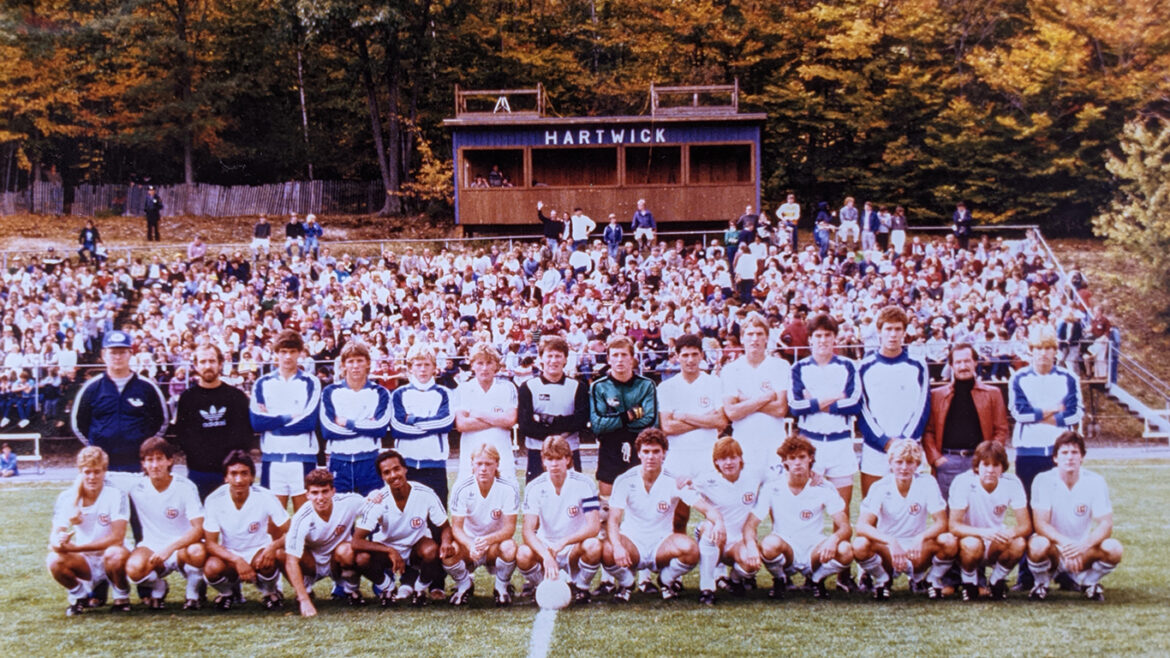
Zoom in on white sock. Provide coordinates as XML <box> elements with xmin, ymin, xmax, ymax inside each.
<box><xmin>859</xmin><ymin>555</ymin><xmax>889</xmax><ymax>586</ymax></box>
<box><xmin>604</xmin><ymin>564</ymin><xmax>635</xmax><ymax>588</ymax></box>
<box><xmin>961</xmin><ymin>568</ymin><xmax>979</xmax><ymax>585</ymax></box>
<box><xmin>495</xmin><ymin>558</ymin><xmax>516</xmax><ymax>592</ymax></box>
<box><xmin>990</xmin><ymin>562</ymin><xmax>1012</xmax><ymax>585</ymax></box>
<box><xmin>521</xmin><ymin>564</ymin><xmax>544</xmax><ymax>587</ymax></box>
<box><xmin>375</xmin><ymin>573</ymin><xmax>394</xmax><ymax>593</ymax></box>
<box><xmin>1081</xmin><ymin>560</ymin><xmax>1117</xmax><ymax>587</ymax></box>
<box><xmin>151</xmin><ymin>577</ymin><xmax>168</xmax><ymax>598</ymax></box>
<box><xmin>209</xmin><ymin>576</ymin><xmax>234</xmax><ymax>595</ymax></box>
<box><xmin>660</xmin><ymin>558</ymin><xmax>692</xmax><ymax>586</ymax></box>
<box><xmin>444</xmin><ymin>560</ymin><xmax>472</xmax><ymax>588</ymax></box>
<box><xmin>928</xmin><ymin>556</ymin><xmax>954</xmax><ymax>587</ymax></box>
<box><xmin>637</xmin><ymin>569</ymin><xmax>652</xmax><ymax>586</ymax></box>
<box><xmin>129</xmin><ymin>570</ymin><xmax>158</xmax><ymax>587</ymax></box>
<box><xmin>763</xmin><ymin>554</ymin><xmax>787</xmax><ymax>580</ymax></box>
<box><xmin>1028</xmin><ymin>558</ymin><xmax>1053</xmax><ymax>588</ymax></box>
<box><xmin>732</xmin><ymin>562</ymin><xmax>756</xmax><ymax>580</ymax></box>
<box><xmin>574</xmin><ymin>560</ymin><xmax>600</xmax><ymax>590</ymax></box>
<box><xmin>67</xmin><ymin>581</ymin><xmax>89</xmax><ymax>604</ymax></box>
<box><xmin>340</xmin><ymin>571</ymin><xmax>358</xmax><ymax>594</ymax></box>
<box><xmin>698</xmin><ymin>537</ymin><xmax>721</xmax><ymax>591</ymax></box>
<box><xmin>256</xmin><ymin>572</ymin><xmax>279</xmax><ymax>596</ymax></box>
<box><xmin>812</xmin><ymin>559</ymin><xmax>846</xmax><ymax>583</ymax></box>
<box><xmin>183</xmin><ymin>564</ymin><xmax>204</xmax><ymax>599</ymax></box>
<box><xmin>110</xmin><ymin>583</ymin><xmax>130</xmax><ymax>600</ymax></box>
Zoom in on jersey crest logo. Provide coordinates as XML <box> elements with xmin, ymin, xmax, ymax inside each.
<box><xmin>699</xmin><ymin>396</ymin><xmax>711</xmax><ymax>408</ymax></box>
<box><xmin>411</xmin><ymin>517</ymin><xmax>424</xmax><ymax>528</ymax></box>
<box><xmin>742</xmin><ymin>492</ymin><xmax>755</xmax><ymax>505</ymax></box>
<box><xmin>567</xmin><ymin>505</ymin><xmax>580</xmax><ymax>518</ymax></box>
<box><xmin>760</xmin><ymin>381</ymin><xmax>773</xmax><ymax>393</ymax></box>
<box><xmin>128</xmin><ymin>397</ymin><xmax>145</xmax><ymax>407</ymax></box>
<box><xmin>165</xmin><ymin>507</ymin><xmax>180</xmax><ymax>520</ymax></box>
<box><xmin>606</xmin><ymin>396</ymin><xmax>621</xmax><ymax>408</ymax></box>
<box><xmin>332</xmin><ymin>525</ymin><xmax>347</xmax><ymax>539</ymax></box>
<box><xmin>248</xmin><ymin>521</ymin><xmax>261</xmax><ymax>533</ymax></box>
<box><xmin>1075</xmin><ymin>504</ymin><xmax>1089</xmax><ymax>517</ymax></box>
<box><xmin>98</xmin><ymin>513</ymin><xmax>111</xmax><ymax>526</ymax></box>
<box><xmin>538</xmin><ymin>393</ymin><xmax>551</xmax><ymax>402</ymax></box>
<box><xmin>800</xmin><ymin>509</ymin><xmax>815</xmax><ymax>521</ymax></box>
<box><xmin>493</xmin><ymin>406</ymin><xmax>504</xmax><ymax>414</ymax></box>
<box><xmin>908</xmin><ymin>503</ymin><xmax>922</xmax><ymax>515</ymax></box>
<box><xmin>657</xmin><ymin>501</ymin><xmax>670</xmax><ymax>513</ymax></box>
<box><xmin>993</xmin><ymin>504</ymin><xmax>1007</xmax><ymax>516</ymax></box>
<box><xmin>491</xmin><ymin>508</ymin><xmax>503</xmax><ymax>520</ymax></box>
<box><xmin>199</xmin><ymin>405</ymin><xmax>227</xmax><ymax>427</ymax></box>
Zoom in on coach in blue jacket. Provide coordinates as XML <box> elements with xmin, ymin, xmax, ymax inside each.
<box><xmin>71</xmin><ymin>330</ymin><xmax>169</xmax><ymax>472</ymax></box>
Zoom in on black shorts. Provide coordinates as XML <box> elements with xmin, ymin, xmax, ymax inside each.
<box><xmin>596</xmin><ymin>434</ymin><xmax>640</xmax><ymax>485</ymax></box>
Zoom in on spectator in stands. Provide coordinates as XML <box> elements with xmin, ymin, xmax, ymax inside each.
<box><xmin>736</xmin><ymin>205</ymin><xmax>758</xmax><ymax>247</ymax></box>
<box><xmin>488</xmin><ymin>164</ymin><xmax>505</xmax><ymax>187</ymax></box>
<box><xmin>876</xmin><ymin>206</ymin><xmax>892</xmax><ymax>251</ymax></box>
<box><xmin>890</xmin><ymin>206</ymin><xmax>909</xmax><ymax>255</ymax></box>
<box><xmin>251</xmin><ymin>215</ymin><xmax>272</xmax><ymax>260</ymax></box>
<box><xmin>630</xmin><ymin>198</ymin><xmax>656</xmax><ymax>251</ymax></box>
<box><xmin>952</xmin><ymin>202</ymin><xmax>974</xmax><ymax>251</ymax></box>
<box><xmin>838</xmin><ymin>197</ymin><xmax>860</xmax><ymax>248</ymax></box>
<box><xmin>859</xmin><ymin>201</ymin><xmax>879</xmax><ymax>252</ymax></box>
<box><xmin>304</xmin><ymin>214</ymin><xmax>323</xmax><ymax>258</ymax></box>
<box><xmin>0</xmin><ymin>442</ymin><xmax>15</xmax><ymax>476</ymax></box>
<box><xmin>536</xmin><ymin>201</ymin><xmax>565</xmax><ymax>252</ymax></box>
<box><xmin>778</xmin><ymin>194</ymin><xmax>801</xmax><ymax>248</ymax></box>
<box><xmin>814</xmin><ymin>201</ymin><xmax>835</xmax><ymax>258</ymax></box>
<box><xmin>78</xmin><ymin>219</ymin><xmax>101</xmax><ymax>263</ymax></box>
<box><xmin>187</xmin><ymin>235</ymin><xmax>207</xmax><ymax>263</ymax></box>
<box><xmin>285</xmin><ymin>213</ymin><xmax>306</xmax><ymax>257</ymax></box>
<box><xmin>568</xmin><ymin>208</ymin><xmax>596</xmax><ymax>252</ymax></box>
<box><xmin>603</xmin><ymin>214</ymin><xmax>623</xmax><ymax>261</ymax></box>
<box><xmin>144</xmin><ymin>186</ymin><xmax>163</xmax><ymax>242</ymax></box>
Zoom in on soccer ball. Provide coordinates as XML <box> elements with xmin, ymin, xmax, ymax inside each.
<box><xmin>535</xmin><ymin>577</ymin><xmax>572</xmax><ymax>610</ymax></box>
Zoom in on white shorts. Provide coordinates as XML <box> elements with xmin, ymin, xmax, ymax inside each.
<box><xmin>294</xmin><ymin>551</ymin><xmax>333</xmax><ymax>587</ymax></box>
<box><xmin>265</xmin><ymin>461</ymin><xmax>308</xmax><ymax>497</ymax></box>
<box><xmin>699</xmin><ymin>522</ymin><xmax>744</xmax><ymax>551</ymax></box>
<box><xmin>634</xmin><ymin>228</ymin><xmax>655</xmax><ymax>242</ymax></box>
<box><xmin>779</xmin><ymin>533</ymin><xmax>823</xmax><ymax>574</ymax></box>
<box><xmin>838</xmin><ymin>221</ymin><xmax>860</xmax><ymax>242</ymax></box>
<box><xmin>228</xmin><ymin>545</ymin><xmax>266</xmax><ymax>567</ymax></box>
<box><xmin>250</xmin><ymin>237</ymin><xmax>270</xmax><ymax>252</ymax></box>
<box><xmin>807</xmin><ymin>438</ymin><xmax>859</xmax><ymax>480</ymax></box>
<box><xmin>81</xmin><ymin>552</ymin><xmax>110</xmax><ymax>584</ymax></box>
<box><xmin>136</xmin><ymin>539</ymin><xmax>182</xmax><ymax>575</ymax></box>
<box><xmin>626</xmin><ymin>533</ymin><xmax>670</xmax><ymax>572</ymax></box>
<box><xmin>663</xmin><ymin>446</ymin><xmax>715</xmax><ymax>482</ymax></box>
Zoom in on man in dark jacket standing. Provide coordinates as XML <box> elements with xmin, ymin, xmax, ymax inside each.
<box><xmin>144</xmin><ymin>186</ymin><xmax>163</xmax><ymax>242</ymax></box>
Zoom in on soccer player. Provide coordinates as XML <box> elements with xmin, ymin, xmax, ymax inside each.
<box><xmin>858</xmin><ymin>306</ymin><xmax>930</xmax><ymax>496</ymax></box>
<box><xmin>390</xmin><ymin>344</ymin><xmax>455</xmax><ymax>506</ymax></box>
<box><xmin>1026</xmin><ymin>432</ymin><xmax>1123</xmax><ymax>601</ymax></box>
<box><xmin>517</xmin><ymin>336</ymin><xmax>589</xmax><ymax>481</ymax></box>
<box><xmin>353</xmin><ymin>450</ymin><xmax>455</xmax><ymax>606</ymax></box>
<box><xmin>443</xmin><ymin>444</ymin><xmax>520</xmax><ymax>606</ymax></box>
<box><xmin>658</xmin><ymin>333</ymin><xmax>728</xmax><ymax>534</ymax></box>
<box><xmin>590</xmin><ymin>335</ymin><xmax>658</xmax><ymax>498</ymax></box>
<box><xmin>516</xmin><ymin>436</ymin><xmax>602</xmax><ymax>604</ymax></box>
<box><xmin>721</xmin><ymin>312</ymin><xmax>791</xmax><ymax>481</ymax></box>
<box><xmin>123</xmin><ymin>437</ymin><xmax>207</xmax><ymax>610</ymax></box>
<box><xmin>688</xmin><ymin>437</ymin><xmax>763</xmax><ymax>605</ymax></box>
<box><xmin>788</xmin><ymin>313</ymin><xmax>861</xmax><ymax>509</ymax></box>
<box><xmin>202</xmin><ymin>450</ymin><xmax>291</xmax><ymax>611</ymax></box>
<box><xmin>250</xmin><ymin>329</ymin><xmax>322</xmax><ymax>510</ymax></box>
<box><xmin>602</xmin><ymin>428</ymin><xmax>725</xmax><ymax>602</ymax></box>
<box><xmin>1009</xmin><ymin>333</ymin><xmax>1084</xmax><ymax>498</ymax></box>
<box><xmin>47</xmin><ymin>446</ymin><xmax>132</xmax><ymax>616</ymax></box>
<box><xmin>320</xmin><ymin>340</ymin><xmax>392</xmax><ymax>496</ymax></box>
<box><xmin>853</xmin><ymin>439</ymin><xmax>957</xmax><ymax>600</ymax></box>
<box><xmin>947</xmin><ymin>440</ymin><xmax>1031</xmax><ymax>601</ymax></box>
<box><xmin>742</xmin><ymin>436</ymin><xmax>853</xmax><ymax>600</ymax></box>
<box><xmin>454</xmin><ymin>342</ymin><xmax>519</xmax><ymax>485</ymax></box>
<box><xmin>284</xmin><ymin>468</ymin><xmax>368</xmax><ymax>616</ymax></box>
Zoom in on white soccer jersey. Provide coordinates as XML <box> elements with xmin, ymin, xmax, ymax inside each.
<box><xmin>859</xmin><ymin>474</ymin><xmax>946</xmax><ymax>540</ymax></box>
<box><xmin>454</xmin><ymin>378</ymin><xmax>519</xmax><ymax>483</ymax></box>
<box><xmin>610</xmin><ymin>466</ymin><xmax>698</xmax><ymax>542</ymax></box>
<box><xmin>1031</xmin><ymin>468</ymin><xmax>1112</xmax><ymax>542</ymax></box>
<box><xmin>204</xmin><ymin>484</ymin><xmax>290</xmax><ymax>553</ymax></box>
<box><xmin>522</xmin><ymin>471</ymin><xmax>600</xmax><ymax>547</ymax></box>
<box><xmin>449</xmin><ymin>476</ymin><xmax>520</xmax><ymax>538</ymax></box>
<box><xmin>52</xmin><ymin>484</ymin><xmax>130</xmax><ymax>551</ymax></box>
<box><xmin>357</xmin><ymin>482</ymin><xmax>447</xmax><ymax>553</ymax></box>
<box><xmin>126</xmin><ymin>475</ymin><xmax>204</xmax><ymax>548</ymax></box>
<box><xmin>721</xmin><ymin>355</ymin><xmax>792</xmax><ymax>465</ymax></box>
<box><xmin>689</xmin><ymin>469</ymin><xmax>762</xmax><ymax>544</ymax></box>
<box><xmin>658</xmin><ymin>371</ymin><xmax>723</xmax><ymax>452</ymax></box>
<box><xmin>754</xmin><ymin>476</ymin><xmax>845</xmax><ymax>542</ymax></box>
<box><xmin>948</xmin><ymin>471</ymin><xmax>1027</xmax><ymax>530</ymax></box>
<box><xmin>285</xmin><ymin>492</ymin><xmax>367</xmax><ymax>560</ymax></box>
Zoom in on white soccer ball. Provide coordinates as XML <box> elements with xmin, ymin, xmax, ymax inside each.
<box><xmin>535</xmin><ymin>577</ymin><xmax>572</xmax><ymax>610</ymax></box>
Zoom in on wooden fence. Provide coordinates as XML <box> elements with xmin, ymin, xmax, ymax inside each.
<box><xmin>0</xmin><ymin>182</ymin><xmax>65</xmax><ymax>215</ymax></box>
<box><xmin>69</xmin><ymin>180</ymin><xmax>384</xmax><ymax>217</ymax></box>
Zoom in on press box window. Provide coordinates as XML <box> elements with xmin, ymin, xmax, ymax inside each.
<box><xmin>625</xmin><ymin>146</ymin><xmax>682</xmax><ymax>185</ymax></box>
<box><xmin>689</xmin><ymin>144</ymin><xmax>752</xmax><ymax>184</ymax></box>
<box><xmin>461</xmin><ymin>149</ymin><xmax>523</xmax><ymax>187</ymax></box>
<box><xmin>532</xmin><ymin>147</ymin><xmax>617</xmax><ymax>187</ymax></box>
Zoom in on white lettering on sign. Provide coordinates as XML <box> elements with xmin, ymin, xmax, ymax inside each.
<box><xmin>579</xmin><ymin>130</ymin><xmax>591</xmax><ymax>144</ymax></box>
<box><xmin>640</xmin><ymin>128</ymin><xmax>651</xmax><ymax>142</ymax></box>
<box><xmin>538</xmin><ymin>127</ymin><xmax>670</xmax><ymax>146</ymax></box>
<box><xmin>563</xmin><ymin>131</ymin><xmax>574</xmax><ymax>145</ymax></box>
<box><xmin>611</xmin><ymin>129</ymin><xmax>625</xmax><ymax>142</ymax></box>
<box><xmin>545</xmin><ymin>130</ymin><xmax>558</xmax><ymax>145</ymax></box>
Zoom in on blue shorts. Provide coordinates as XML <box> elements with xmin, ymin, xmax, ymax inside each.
<box><xmin>329</xmin><ymin>455</ymin><xmax>382</xmax><ymax>496</ymax></box>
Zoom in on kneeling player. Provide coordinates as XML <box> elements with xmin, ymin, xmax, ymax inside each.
<box><xmin>1026</xmin><ymin>432</ymin><xmax>1123</xmax><ymax>601</ymax></box>
<box><xmin>948</xmin><ymin>441</ymin><xmax>1030</xmax><ymax>600</ymax></box>
<box><xmin>47</xmin><ymin>447</ymin><xmax>132</xmax><ymax>615</ymax></box>
<box><xmin>602</xmin><ymin>428</ymin><xmax>725</xmax><ymax>601</ymax></box>
<box><xmin>688</xmin><ymin>436</ymin><xmax>763</xmax><ymax>605</ymax></box>
<box><xmin>444</xmin><ymin>444</ymin><xmax>520</xmax><ymax>606</ymax></box>
<box><xmin>853</xmin><ymin>439</ymin><xmax>958</xmax><ymax>600</ymax></box>
<box><xmin>742</xmin><ymin>436</ymin><xmax>853</xmax><ymax>600</ymax></box>
<box><xmin>124</xmin><ymin>438</ymin><xmax>207</xmax><ymax>610</ymax></box>
<box><xmin>285</xmin><ymin>468</ymin><xmax>368</xmax><ymax>616</ymax></box>
<box><xmin>202</xmin><ymin>450</ymin><xmax>291</xmax><ymax>611</ymax></box>
<box><xmin>516</xmin><ymin>436</ymin><xmax>602</xmax><ymax>604</ymax></box>
<box><xmin>353</xmin><ymin>450</ymin><xmax>455</xmax><ymax>606</ymax></box>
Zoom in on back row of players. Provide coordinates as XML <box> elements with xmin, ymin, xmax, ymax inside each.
<box><xmin>50</xmin><ymin>307</ymin><xmax>1121</xmax><ymax>614</ymax></box>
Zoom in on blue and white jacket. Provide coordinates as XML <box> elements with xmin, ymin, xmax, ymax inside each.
<box><xmin>857</xmin><ymin>349</ymin><xmax>930</xmax><ymax>452</ymax></box>
<box><xmin>320</xmin><ymin>380</ymin><xmax>392</xmax><ymax>457</ymax></box>
<box><xmin>250</xmin><ymin>369</ymin><xmax>321</xmax><ymax>462</ymax></box>
<box><xmin>1009</xmin><ymin>365</ymin><xmax>1082</xmax><ymax>451</ymax></box>
<box><xmin>390</xmin><ymin>377</ymin><xmax>455</xmax><ymax>469</ymax></box>
<box><xmin>788</xmin><ymin>355</ymin><xmax>862</xmax><ymax>441</ymax></box>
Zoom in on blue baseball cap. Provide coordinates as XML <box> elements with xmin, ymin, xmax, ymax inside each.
<box><xmin>102</xmin><ymin>331</ymin><xmax>133</xmax><ymax>349</ymax></box>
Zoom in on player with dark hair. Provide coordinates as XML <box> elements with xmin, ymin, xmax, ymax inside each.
<box><xmin>285</xmin><ymin>468</ymin><xmax>368</xmax><ymax>615</ymax></box>
<box><xmin>320</xmin><ymin>340</ymin><xmax>392</xmax><ymax>496</ymax></box>
<box><xmin>518</xmin><ymin>335</ymin><xmax>589</xmax><ymax>481</ymax></box>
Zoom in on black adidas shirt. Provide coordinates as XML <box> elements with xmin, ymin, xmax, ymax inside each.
<box><xmin>172</xmin><ymin>383</ymin><xmax>256</xmax><ymax>473</ymax></box>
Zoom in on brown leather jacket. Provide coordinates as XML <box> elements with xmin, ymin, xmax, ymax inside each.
<box><xmin>922</xmin><ymin>379</ymin><xmax>1010</xmax><ymax>466</ymax></box>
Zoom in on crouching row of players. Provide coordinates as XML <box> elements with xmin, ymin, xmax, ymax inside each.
<box><xmin>47</xmin><ymin>428</ymin><xmax>1120</xmax><ymax>616</ymax></box>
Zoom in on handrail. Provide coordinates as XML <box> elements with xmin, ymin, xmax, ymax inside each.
<box><xmin>1033</xmin><ymin>229</ymin><xmax>1092</xmax><ymax>315</ymax></box>
<box><xmin>1114</xmin><ymin>350</ymin><xmax>1170</xmax><ymax>407</ymax></box>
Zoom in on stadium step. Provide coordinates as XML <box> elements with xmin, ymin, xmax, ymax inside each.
<box><xmin>1105</xmin><ymin>384</ymin><xmax>1170</xmax><ymax>441</ymax></box>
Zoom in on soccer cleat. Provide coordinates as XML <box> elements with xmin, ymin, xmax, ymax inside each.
<box><xmin>262</xmin><ymin>594</ymin><xmax>283</xmax><ymax>611</ymax></box>
<box><xmin>182</xmin><ymin>598</ymin><xmax>202</xmax><ymax>611</ymax></box>
<box><xmin>742</xmin><ymin>575</ymin><xmax>759</xmax><ymax>592</ymax></box>
<box><xmin>989</xmin><ymin>580</ymin><xmax>1008</xmax><ymax>601</ymax></box>
<box><xmin>428</xmin><ymin>587</ymin><xmax>447</xmax><ymax>602</ymax></box>
<box><xmin>88</xmin><ymin>581</ymin><xmax>109</xmax><ymax>607</ymax></box>
<box><xmin>767</xmin><ymin>573</ymin><xmax>788</xmax><ymax>600</ymax></box>
<box><xmin>872</xmin><ymin>584</ymin><xmax>892</xmax><ymax>601</ymax></box>
<box><xmin>65</xmin><ymin>601</ymin><xmax>86</xmax><ymax>617</ymax></box>
<box><xmin>570</xmin><ymin>584</ymin><xmax>590</xmax><ymax>605</ymax></box>
<box><xmin>449</xmin><ymin>583</ymin><xmax>474</xmax><ymax>607</ymax></box>
<box><xmin>835</xmin><ymin>571</ymin><xmax>859</xmax><ymax>594</ymax></box>
<box><xmin>657</xmin><ymin>575</ymin><xmax>682</xmax><ymax>601</ymax></box>
<box><xmin>330</xmin><ymin>582</ymin><xmax>347</xmax><ymax>601</ymax></box>
<box><xmin>1029</xmin><ymin>584</ymin><xmax>1048</xmax><ymax>601</ymax></box>
<box><xmin>214</xmin><ymin>593</ymin><xmax>233</xmax><ymax>611</ymax></box>
<box><xmin>638</xmin><ymin>580</ymin><xmax>660</xmax><ymax>595</ymax></box>
<box><xmin>612</xmin><ymin>586</ymin><xmax>632</xmax><ymax>603</ymax></box>
<box><xmin>393</xmin><ymin>585</ymin><xmax>415</xmax><ymax>604</ymax></box>
<box><xmin>926</xmin><ymin>585</ymin><xmax>944</xmax><ymax>600</ymax></box>
<box><xmin>494</xmin><ymin>584</ymin><xmax>514</xmax><ymax>607</ymax></box>
<box><xmin>1084</xmin><ymin>584</ymin><xmax>1105</xmax><ymax>602</ymax></box>
<box><xmin>378</xmin><ymin>589</ymin><xmax>396</xmax><ymax>608</ymax></box>
<box><xmin>412</xmin><ymin>589</ymin><xmax>429</xmax><ymax>607</ymax></box>
<box><xmin>858</xmin><ymin>572</ymin><xmax>873</xmax><ymax>593</ymax></box>
<box><xmin>714</xmin><ymin>576</ymin><xmax>730</xmax><ymax>592</ymax></box>
<box><xmin>591</xmin><ymin>581</ymin><xmax>616</xmax><ymax>597</ymax></box>
<box><xmin>346</xmin><ymin>591</ymin><xmax>367</xmax><ymax>606</ymax></box>
<box><xmin>812</xmin><ymin>579</ymin><xmax>831</xmax><ymax>600</ymax></box>
<box><xmin>110</xmin><ymin>599</ymin><xmax>132</xmax><ymax>613</ymax></box>
<box><xmin>698</xmin><ymin>589</ymin><xmax>716</xmax><ymax>606</ymax></box>
<box><xmin>232</xmin><ymin>582</ymin><xmax>245</xmax><ymax>605</ymax></box>
<box><xmin>961</xmin><ymin>583</ymin><xmax>980</xmax><ymax>602</ymax></box>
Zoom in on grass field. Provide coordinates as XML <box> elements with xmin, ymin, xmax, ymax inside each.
<box><xmin>2</xmin><ymin>460</ymin><xmax>1168</xmax><ymax>657</ymax></box>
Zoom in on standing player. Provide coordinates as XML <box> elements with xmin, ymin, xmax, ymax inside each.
<box><xmin>390</xmin><ymin>344</ymin><xmax>455</xmax><ymax>506</ymax></box>
<box><xmin>590</xmin><ymin>335</ymin><xmax>657</xmax><ymax>496</ymax></box>
<box><xmin>852</xmin><ymin>439</ymin><xmax>957</xmax><ymax>600</ymax></box>
<box><xmin>352</xmin><ymin>450</ymin><xmax>455</xmax><ymax>606</ymax></box>
<box><xmin>857</xmin><ymin>306</ymin><xmax>930</xmax><ymax>497</ymax></box>
<box><xmin>516</xmin><ymin>436</ymin><xmax>603</xmax><ymax>604</ymax></box>
<box><xmin>658</xmin><ymin>333</ymin><xmax>728</xmax><ymax>533</ymax></box>
<box><xmin>454</xmin><ymin>342</ymin><xmax>519</xmax><ymax>484</ymax></box>
<box><xmin>602</xmin><ymin>429</ymin><xmax>725</xmax><ymax>602</ymax></box>
<box><xmin>250</xmin><ymin>329</ymin><xmax>322</xmax><ymax>511</ymax></box>
<box><xmin>443</xmin><ymin>444</ymin><xmax>520</xmax><ymax>606</ymax></box>
<box><xmin>742</xmin><ymin>436</ymin><xmax>853</xmax><ymax>599</ymax></box>
<box><xmin>320</xmin><ymin>340</ymin><xmax>392</xmax><ymax>496</ymax></box>
<box><xmin>47</xmin><ymin>447</ymin><xmax>132</xmax><ymax>616</ymax></box>
<box><xmin>284</xmin><ymin>468</ymin><xmax>368</xmax><ymax>616</ymax></box>
<box><xmin>517</xmin><ymin>336</ymin><xmax>589</xmax><ymax>480</ymax></box>
<box><xmin>948</xmin><ymin>441</ymin><xmax>1031</xmax><ymax>601</ymax></box>
<box><xmin>788</xmin><ymin>313</ymin><xmax>861</xmax><ymax>509</ymax></box>
<box><xmin>688</xmin><ymin>437</ymin><xmax>763</xmax><ymax>605</ymax></box>
<box><xmin>1026</xmin><ymin>432</ymin><xmax>1122</xmax><ymax>601</ymax></box>
<box><xmin>721</xmin><ymin>313</ymin><xmax>790</xmax><ymax>480</ymax></box>
<box><xmin>123</xmin><ymin>438</ymin><xmax>207</xmax><ymax>610</ymax></box>
<box><xmin>202</xmin><ymin>450</ymin><xmax>291</xmax><ymax>611</ymax></box>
